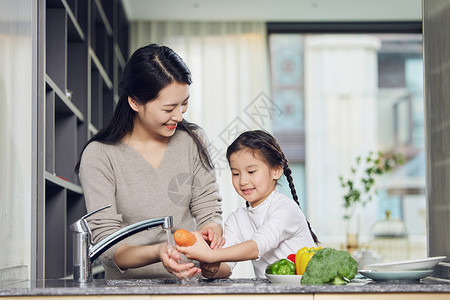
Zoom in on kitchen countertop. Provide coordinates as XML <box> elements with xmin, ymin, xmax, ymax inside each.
<box><xmin>1</xmin><ymin>276</ymin><xmax>450</xmax><ymax>296</ymax></box>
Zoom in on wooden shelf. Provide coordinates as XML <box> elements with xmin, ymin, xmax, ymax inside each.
<box><xmin>89</xmin><ymin>123</ymin><xmax>99</xmax><ymax>135</ymax></box>
<box><xmin>37</xmin><ymin>0</ymin><xmax>129</xmax><ymax>280</ymax></box>
<box><xmin>45</xmin><ymin>171</ymin><xmax>83</xmax><ymax>194</ymax></box>
<box><xmin>90</xmin><ymin>48</ymin><xmax>113</xmax><ymax>89</ymax></box>
<box><xmin>45</xmin><ymin>75</ymin><xmax>84</xmax><ymax>121</ymax></box>
<box><xmin>114</xmin><ymin>44</ymin><xmax>126</xmax><ymax>68</ymax></box>
<box><xmin>94</xmin><ymin>0</ymin><xmax>113</xmax><ymax>36</ymax></box>
<box><xmin>64</xmin><ymin>0</ymin><xmax>86</xmax><ymax>42</ymax></box>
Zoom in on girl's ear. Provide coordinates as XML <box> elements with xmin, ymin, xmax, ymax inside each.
<box><xmin>128</xmin><ymin>96</ymin><xmax>139</xmax><ymax>112</ymax></box>
<box><xmin>272</xmin><ymin>166</ymin><xmax>283</xmax><ymax>180</ymax></box>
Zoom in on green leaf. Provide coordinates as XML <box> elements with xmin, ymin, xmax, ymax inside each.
<box><xmin>340</xmin><ymin>151</ymin><xmax>404</xmax><ymax>220</ymax></box>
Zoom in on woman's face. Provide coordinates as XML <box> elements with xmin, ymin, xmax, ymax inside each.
<box><xmin>229</xmin><ymin>148</ymin><xmax>282</xmax><ymax>208</ymax></box>
<box><xmin>130</xmin><ymin>82</ymin><xmax>190</xmax><ymax>140</ymax></box>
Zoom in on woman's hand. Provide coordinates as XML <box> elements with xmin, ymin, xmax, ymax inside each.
<box><xmin>199</xmin><ymin>261</ymin><xmax>220</xmax><ymax>278</ymax></box>
<box><xmin>197</xmin><ymin>227</ymin><xmax>226</xmax><ymax>250</ymax></box>
<box><xmin>176</xmin><ymin>232</ymin><xmax>216</xmax><ymax>263</ymax></box>
<box><xmin>159</xmin><ymin>243</ymin><xmax>201</xmax><ymax>279</ymax></box>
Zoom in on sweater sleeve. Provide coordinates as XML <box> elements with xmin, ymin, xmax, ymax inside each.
<box><xmin>189</xmin><ymin>128</ymin><xmax>223</xmax><ymax>229</ymax></box>
<box><xmin>78</xmin><ymin>142</ymin><xmax>124</xmax><ymax>270</ymax></box>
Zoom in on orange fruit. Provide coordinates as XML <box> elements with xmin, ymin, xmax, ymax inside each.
<box><xmin>173</xmin><ymin>229</ymin><xmax>196</xmax><ymax>246</ymax></box>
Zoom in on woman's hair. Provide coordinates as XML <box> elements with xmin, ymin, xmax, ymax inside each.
<box><xmin>75</xmin><ymin>44</ymin><xmax>213</xmax><ymax>173</ymax></box>
<box><xmin>226</xmin><ymin>130</ymin><xmax>319</xmax><ymax>244</ymax></box>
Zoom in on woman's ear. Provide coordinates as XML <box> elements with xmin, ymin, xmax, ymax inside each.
<box><xmin>128</xmin><ymin>96</ymin><xmax>139</xmax><ymax>112</ymax></box>
<box><xmin>272</xmin><ymin>166</ymin><xmax>283</xmax><ymax>180</ymax></box>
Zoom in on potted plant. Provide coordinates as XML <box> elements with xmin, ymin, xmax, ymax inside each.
<box><xmin>339</xmin><ymin>151</ymin><xmax>404</xmax><ymax>252</ymax></box>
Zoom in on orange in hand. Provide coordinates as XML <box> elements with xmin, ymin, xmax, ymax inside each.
<box><xmin>173</xmin><ymin>229</ymin><xmax>196</xmax><ymax>246</ymax></box>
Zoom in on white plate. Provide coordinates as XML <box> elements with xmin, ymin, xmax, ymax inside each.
<box><xmin>364</xmin><ymin>256</ymin><xmax>446</xmax><ymax>271</ymax></box>
<box><xmin>359</xmin><ymin>269</ymin><xmax>433</xmax><ymax>281</ymax></box>
<box><xmin>265</xmin><ymin>273</ymin><xmax>302</xmax><ymax>284</ymax></box>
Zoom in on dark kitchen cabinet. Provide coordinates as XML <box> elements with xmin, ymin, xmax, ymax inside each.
<box><xmin>36</xmin><ymin>0</ymin><xmax>128</xmax><ymax>279</ymax></box>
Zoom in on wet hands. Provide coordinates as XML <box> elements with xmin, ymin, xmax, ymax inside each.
<box><xmin>161</xmin><ymin>225</ymin><xmax>224</xmax><ymax>280</ymax></box>
<box><xmin>177</xmin><ymin>229</ymin><xmax>225</xmax><ymax>278</ymax></box>
<box><xmin>176</xmin><ymin>231</ymin><xmax>220</xmax><ymax>263</ymax></box>
<box><xmin>160</xmin><ymin>243</ymin><xmax>201</xmax><ymax>279</ymax></box>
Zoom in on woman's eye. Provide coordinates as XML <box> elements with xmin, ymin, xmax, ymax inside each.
<box><xmin>248</xmin><ymin>171</ymin><xmax>255</xmax><ymax>174</ymax></box>
<box><xmin>232</xmin><ymin>173</ymin><xmax>239</xmax><ymax>176</ymax></box>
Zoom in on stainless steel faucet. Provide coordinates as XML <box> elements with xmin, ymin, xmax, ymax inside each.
<box><xmin>70</xmin><ymin>205</ymin><xmax>174</xmax><ymax>282</ymax></box>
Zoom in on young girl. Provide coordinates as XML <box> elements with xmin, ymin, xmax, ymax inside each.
<box><xmin>177</xmin><ymin>130</ymin><xmax>319</xmax><ymax>278</ymax></box>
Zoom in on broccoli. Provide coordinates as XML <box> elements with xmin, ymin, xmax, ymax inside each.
<box><xmin>301</xmin><ymin>248</ymin><xmax>358</xmax><ymax>285</ymax></box>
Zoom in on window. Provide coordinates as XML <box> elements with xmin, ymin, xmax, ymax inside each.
<box><xmin>269</xmin><ymin>27</ymin><xmax>425</xmax><ymax>262</ymax></box>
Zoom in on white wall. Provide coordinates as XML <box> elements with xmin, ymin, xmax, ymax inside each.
<box><xmin>0</xmin><ymin>0</ymin><xmax>34</xmax><ymax>282</ymax></box>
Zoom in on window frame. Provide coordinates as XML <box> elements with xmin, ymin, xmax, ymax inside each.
<box><xmin>267</xmin><ymin>22</ymin><xmax>422</xmax><ymax>34</ymax></box>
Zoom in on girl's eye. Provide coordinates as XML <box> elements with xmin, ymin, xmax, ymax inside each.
<box><xmin>248</xmin><ymin>170</ymin><xmax>256</xmax><ymax>174</ymax></box>
<box><xmin>232</xmin><ymin>173</ymin><xmax>239</xmax><ymax>176</ymax></box>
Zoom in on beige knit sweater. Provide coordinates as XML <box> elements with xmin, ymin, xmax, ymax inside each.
<box><xmin>79</xmin><ymin>128</ymin><xmax>223</xmax><ymax>279</ymax></box>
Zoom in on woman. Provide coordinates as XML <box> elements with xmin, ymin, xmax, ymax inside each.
<box><xmin>76</xmin><ymin>44</ymin><xmax>223</xmax><ymax>279</ymax></box>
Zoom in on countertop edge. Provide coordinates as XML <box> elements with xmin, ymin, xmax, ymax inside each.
<box><xmin>1</xmin><ymin>278</ymin><xmax>450</xmax><ymax>296</ymax></box>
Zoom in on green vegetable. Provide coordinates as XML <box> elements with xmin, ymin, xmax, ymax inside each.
<box><xmin>301</xmin><ymin>248</ymin><xmax>358</xmax><ymax>285</ymax></box>
<box><xmin>266</xmin><ymin>258</ymin><xmax>296</xmax><ymax>275</ymax></box>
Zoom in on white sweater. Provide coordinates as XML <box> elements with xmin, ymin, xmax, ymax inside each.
<box><xmin>224</xmin><ymin>190</ymin><xmax>315</xmax><ymax>278</ymax></box>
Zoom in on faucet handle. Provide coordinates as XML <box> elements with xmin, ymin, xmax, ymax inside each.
<box><xmin>70</xmin><ymin>205</ymin><xmax>111</xmax><ymax>234</ymax></box>
<box><xmin>81</xmin><ymin>205</ymin><xmax>112</xmax><ymax>220</ymax></box>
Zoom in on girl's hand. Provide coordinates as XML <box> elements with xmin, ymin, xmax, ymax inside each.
<box><xmin>198</xmin><ymin>227</ymin><xmax>226</xmax><ymax>249</ymax></box>
<box><xmin>160</xmin><ymin>243</ymin><xmax>201</xmax><ymax>279</ymax></box>
<box><xmin>176</xmin><ymin>232</ymin><xmax>215</xmax><ymax>263</ymax></box>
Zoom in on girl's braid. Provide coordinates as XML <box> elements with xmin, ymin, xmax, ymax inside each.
<box><xmin>282</xmin><ymin>156</ymin><xmax>320</xmax><ymax>244</ymax></box>
<box><xmin>282</xmin><ymin>157</ymin><xmax>299</xmax><ymax>204</ymax></box>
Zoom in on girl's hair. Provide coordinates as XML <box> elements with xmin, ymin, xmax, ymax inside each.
<box><xmin>226</xmin><ymin>130</ymin><xmax>319</xmax><ymax>244</ymax></box>
<box><xmin>75</xmin><ymin>44</ymin><xmax>213</xmax><ymax>173</ymax></box>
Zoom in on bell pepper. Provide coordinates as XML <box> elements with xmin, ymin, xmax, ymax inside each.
<box><xmin>295</xmin><ymin>247</ymin><xmax>322</xmax><ymax>275</ymax></box>
<box><xmin>265</xmin><ymin>258</ymin><xmax>296</xmax><ymax>275</ymax></box>
<box><xmin>287</xmin><ymin>253</ymin><xmax>296</xmax><ymax>263</ymax></box>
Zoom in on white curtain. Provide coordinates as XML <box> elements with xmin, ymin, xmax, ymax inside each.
<box><xmin>0</xmin><ymin>0</ymin><xmax>33</xmax><ymax>282</ymax></box>
<box><xmin>129</xmin><ymin>21</ymin><xmax>270</xmax><ymax>278</ymax></box>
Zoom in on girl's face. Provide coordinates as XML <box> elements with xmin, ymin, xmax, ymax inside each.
<box><xmin>129</xmin><ymin>82</ymin><xmax>190</xmax><ymax>140</ymax></box>
<box><xmin>229</xmin><ymin>148</ymin><xmax>282</xmax><ymax>208</ymax></box>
